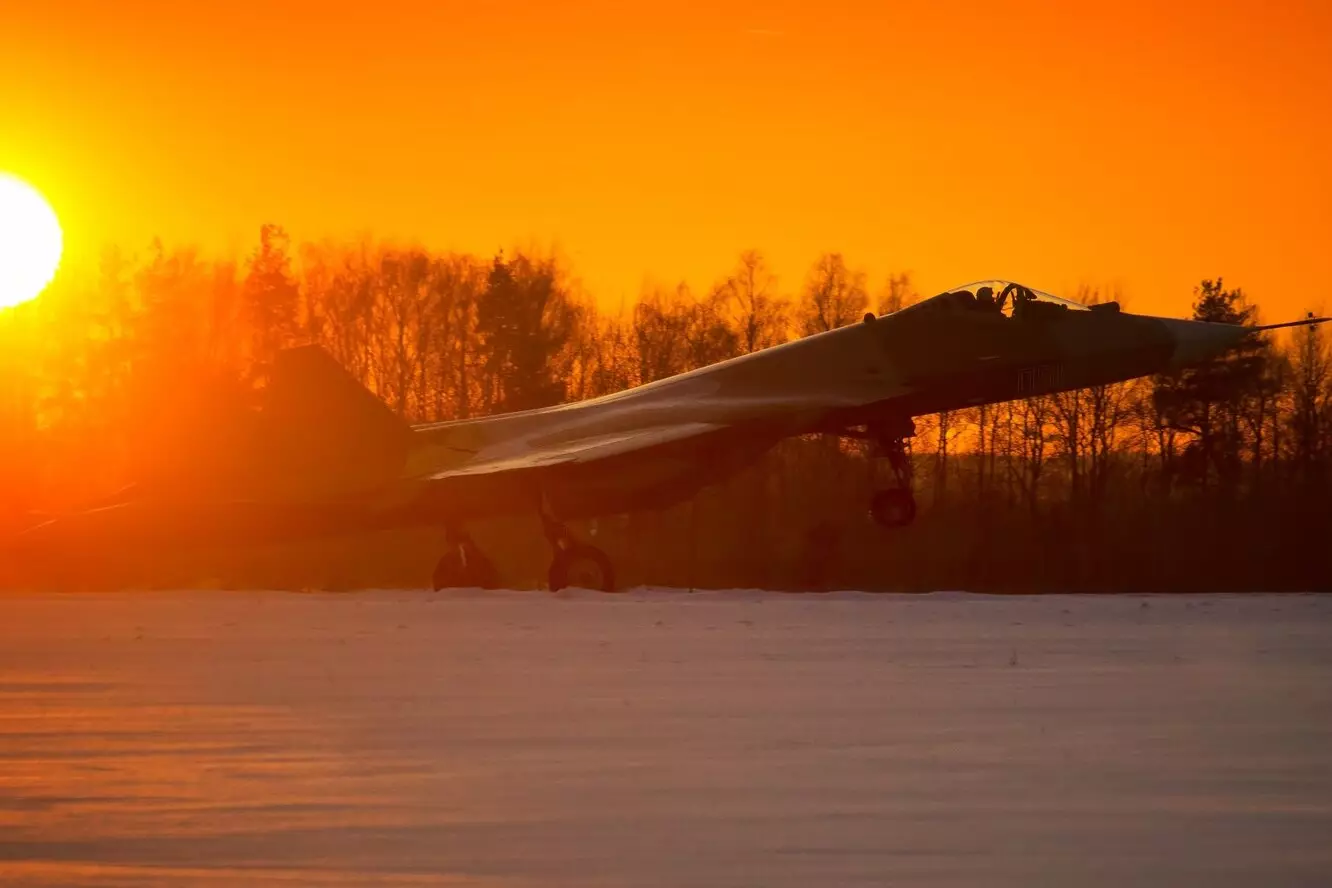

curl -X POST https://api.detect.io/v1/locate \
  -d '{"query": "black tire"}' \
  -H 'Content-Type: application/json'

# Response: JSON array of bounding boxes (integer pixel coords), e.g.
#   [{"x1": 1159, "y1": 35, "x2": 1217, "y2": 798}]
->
[
  {"x1": 869, "y1": 489, "x2": 917, "y2": 528},
  {"x1": 431, "y1": 544, "x2": 500, "y2": 591},
  {"x1": 548, "y1": 544, "x2": 617, "y2": 592}
]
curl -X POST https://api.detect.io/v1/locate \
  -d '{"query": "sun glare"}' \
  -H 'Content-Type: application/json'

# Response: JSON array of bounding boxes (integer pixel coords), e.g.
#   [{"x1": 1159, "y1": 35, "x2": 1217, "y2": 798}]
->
[{"x1": 0, "y1": 174, "x2": 63, "y2": 309}]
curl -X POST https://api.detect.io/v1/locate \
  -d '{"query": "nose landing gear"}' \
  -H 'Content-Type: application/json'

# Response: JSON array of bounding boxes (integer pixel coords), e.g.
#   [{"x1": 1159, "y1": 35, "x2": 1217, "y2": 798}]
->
[{"x1": 865, "y1": 419, "x2": 918, "y2": 529}]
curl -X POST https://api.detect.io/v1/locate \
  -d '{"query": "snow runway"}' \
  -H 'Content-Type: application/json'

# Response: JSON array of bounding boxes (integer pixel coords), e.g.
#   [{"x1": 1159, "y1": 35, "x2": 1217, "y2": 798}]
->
[{"x1": 1, "y1": 590, "x2": 1329, "y2": 886}]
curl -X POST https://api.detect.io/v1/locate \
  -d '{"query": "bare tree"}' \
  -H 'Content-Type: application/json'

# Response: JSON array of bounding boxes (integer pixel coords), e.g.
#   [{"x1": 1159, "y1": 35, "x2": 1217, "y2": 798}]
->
[
  {"x1": 877, "y1": 271, "x2": 919, "y2": 316},
  {"x1": 1050, "y1": 284, "x2": 1135, "y2": 511},
  {"x1": 713, "y1": 249, "x2": 789, "y2": 353},
  {"x1": 632, "y1": 284, "x2": 692, "y2": 385},
  {"x1": 797, "y1": 253, "x2": 868, "y2": 335},
  {"x1": 1287, "y1": 314, "x2": 1331, "y2": 489}
]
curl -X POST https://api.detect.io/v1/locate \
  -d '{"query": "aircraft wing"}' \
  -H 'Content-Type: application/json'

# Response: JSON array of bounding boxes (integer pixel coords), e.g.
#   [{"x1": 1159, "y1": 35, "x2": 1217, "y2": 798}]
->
[
  {"x1": 420, "y1": 421, "x2": 729, "y2": 480},
  {"x1": 388, "y1": 416, "x2": 756, "y2": 524}
]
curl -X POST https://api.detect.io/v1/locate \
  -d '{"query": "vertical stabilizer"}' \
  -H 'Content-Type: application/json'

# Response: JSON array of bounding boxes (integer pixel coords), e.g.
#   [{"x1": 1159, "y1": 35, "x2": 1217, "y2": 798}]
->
[{"x1": 254, "y1": 345, "x2": 412, "y2": 498}]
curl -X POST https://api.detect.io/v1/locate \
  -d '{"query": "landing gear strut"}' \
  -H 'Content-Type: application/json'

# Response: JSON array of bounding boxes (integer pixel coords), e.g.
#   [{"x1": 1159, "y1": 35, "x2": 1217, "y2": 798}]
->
[
  {"x1": 542, "y1": 512, "x2": 617, "y2": 593},
  {"x1": 867, "y1": 419, "x2": 918, "y2": 528},
  {"x1": 432, "y1": 527, "x2": 500, "y2": 591}
]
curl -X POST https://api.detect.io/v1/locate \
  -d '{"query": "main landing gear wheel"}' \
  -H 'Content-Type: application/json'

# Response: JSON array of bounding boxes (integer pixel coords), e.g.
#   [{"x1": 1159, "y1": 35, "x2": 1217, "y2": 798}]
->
[
  {"x1": 869, "y1": 489, "x2": 917, "y2": 528},
  {"x1": 540, "y1": 508, "x2": 617, "y2": 593},
  {"x1": 548, "y1": 542, "x2": 617, "y2": 593}
]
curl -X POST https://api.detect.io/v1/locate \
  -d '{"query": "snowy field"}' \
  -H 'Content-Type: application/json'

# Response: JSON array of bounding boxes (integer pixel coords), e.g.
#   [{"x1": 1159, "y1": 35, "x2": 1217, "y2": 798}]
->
[{"x1": 1, "y1": 589, "x2": 1330, "y2": 887}]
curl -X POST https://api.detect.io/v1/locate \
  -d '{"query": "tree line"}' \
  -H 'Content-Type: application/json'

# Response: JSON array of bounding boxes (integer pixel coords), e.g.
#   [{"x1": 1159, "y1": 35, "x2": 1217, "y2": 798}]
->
[{"x1": 1, "y1": 227, "x2": 1328, "y2": 592}]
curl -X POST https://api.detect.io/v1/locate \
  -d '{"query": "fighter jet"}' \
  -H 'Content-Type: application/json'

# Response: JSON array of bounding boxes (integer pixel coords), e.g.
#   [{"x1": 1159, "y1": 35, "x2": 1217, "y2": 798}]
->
[{"x1": 10, "y1": 280, "x2": 1326, "y2": 591}]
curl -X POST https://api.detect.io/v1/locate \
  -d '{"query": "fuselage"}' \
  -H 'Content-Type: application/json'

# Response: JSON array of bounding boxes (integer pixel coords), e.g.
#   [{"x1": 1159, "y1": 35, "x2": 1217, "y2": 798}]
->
[
  {"x1": 5, "y1": 281, "x2": 1255, "y2": 558},
  {"x1": 400, "y1": 292, "x2": 1221, "y2": 522}
]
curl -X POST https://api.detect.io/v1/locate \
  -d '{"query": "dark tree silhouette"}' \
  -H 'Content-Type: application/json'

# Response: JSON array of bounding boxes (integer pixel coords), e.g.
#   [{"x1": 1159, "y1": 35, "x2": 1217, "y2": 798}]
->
[
  {"x1": 242, "y1": 224, "x2": 302, "y2": 368},
  {"x1": 1152, "y1": 279, "x2": 1269, "y2": 491},
  {"x1": 475, "y1": 252, "x2": 579, "y2": 413}
]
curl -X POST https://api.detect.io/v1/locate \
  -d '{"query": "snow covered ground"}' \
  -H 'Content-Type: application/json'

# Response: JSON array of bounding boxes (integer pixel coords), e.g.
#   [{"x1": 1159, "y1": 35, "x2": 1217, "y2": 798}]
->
[{"x1": 1, "y1": 589, "x2": 1330, "y2": 887}]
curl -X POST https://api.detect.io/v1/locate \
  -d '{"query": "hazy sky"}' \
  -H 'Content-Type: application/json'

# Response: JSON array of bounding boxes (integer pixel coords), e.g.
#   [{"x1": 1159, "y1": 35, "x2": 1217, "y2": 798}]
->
[{"x1": 4, "y1": 0, "x2": 1330, "y2": 317}]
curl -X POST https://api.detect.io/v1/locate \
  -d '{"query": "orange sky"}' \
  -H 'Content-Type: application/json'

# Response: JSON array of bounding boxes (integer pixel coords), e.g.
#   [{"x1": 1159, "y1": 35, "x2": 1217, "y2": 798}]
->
[{"x1": 4, "y1": 0, "x2": 1330, "y2": 318}]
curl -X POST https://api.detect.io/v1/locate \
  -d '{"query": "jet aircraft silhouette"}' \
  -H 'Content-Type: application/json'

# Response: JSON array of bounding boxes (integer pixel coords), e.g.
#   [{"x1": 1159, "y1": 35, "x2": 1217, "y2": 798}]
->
[{"x1": 11, "y1": 281, "x2": 1326, "y2": 591}]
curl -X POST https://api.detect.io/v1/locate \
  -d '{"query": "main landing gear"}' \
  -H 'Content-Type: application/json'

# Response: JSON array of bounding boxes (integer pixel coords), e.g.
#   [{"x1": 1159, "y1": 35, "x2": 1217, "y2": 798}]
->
[
  {"x1": 542, "y1": 512, "x2": 617, "y2": 593},
  {"x1": 432, "y1": 527, "x2": 500, "y2": 591},
  {"x1": 429, "y1": 514, "x2": 617, "y2": 593},
  {"x1": 850, "y1": 418, "x2": 918, "y2": 528}
]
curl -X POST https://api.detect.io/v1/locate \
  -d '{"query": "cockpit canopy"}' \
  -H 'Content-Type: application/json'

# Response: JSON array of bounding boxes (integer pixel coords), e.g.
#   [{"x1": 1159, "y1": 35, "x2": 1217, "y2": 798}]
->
[{"x1": 907, "y1": 280, "x2": 1091, "y2": 319}]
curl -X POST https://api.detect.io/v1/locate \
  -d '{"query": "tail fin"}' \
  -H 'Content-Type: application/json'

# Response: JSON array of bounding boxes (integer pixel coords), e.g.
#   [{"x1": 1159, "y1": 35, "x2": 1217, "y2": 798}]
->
[{"x1": 255, "y1": 345, "x2": 412, "y2": 498}]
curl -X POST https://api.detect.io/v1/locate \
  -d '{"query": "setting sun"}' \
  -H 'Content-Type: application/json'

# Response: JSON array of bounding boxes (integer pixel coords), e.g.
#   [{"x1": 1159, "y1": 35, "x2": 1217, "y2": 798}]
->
[{"x1": 0, "y1": 173, "x2": 63, "y2": 309}]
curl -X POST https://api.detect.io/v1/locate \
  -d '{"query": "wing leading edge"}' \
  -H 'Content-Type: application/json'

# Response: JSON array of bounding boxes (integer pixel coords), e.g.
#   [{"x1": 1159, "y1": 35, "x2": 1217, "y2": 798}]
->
[{"x1": 421, "y1": 422, "x2": 728, "y2": 480}]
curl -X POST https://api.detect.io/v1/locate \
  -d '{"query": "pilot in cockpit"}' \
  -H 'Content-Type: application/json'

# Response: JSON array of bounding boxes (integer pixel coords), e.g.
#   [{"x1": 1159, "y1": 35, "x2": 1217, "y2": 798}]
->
[
  {"x1": 975, "y1": 286, "x2": 998, "y2": 313},
  {"x1": 947, "y1": 290, "x2": 976, "y2": 310}
]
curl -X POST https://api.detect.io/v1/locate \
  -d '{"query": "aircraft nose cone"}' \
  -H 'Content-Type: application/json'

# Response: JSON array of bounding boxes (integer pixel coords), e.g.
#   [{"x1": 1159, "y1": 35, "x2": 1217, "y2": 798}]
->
[{"x1": 1160, "y1": 318, "x2": 1249, "y2": 370}]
